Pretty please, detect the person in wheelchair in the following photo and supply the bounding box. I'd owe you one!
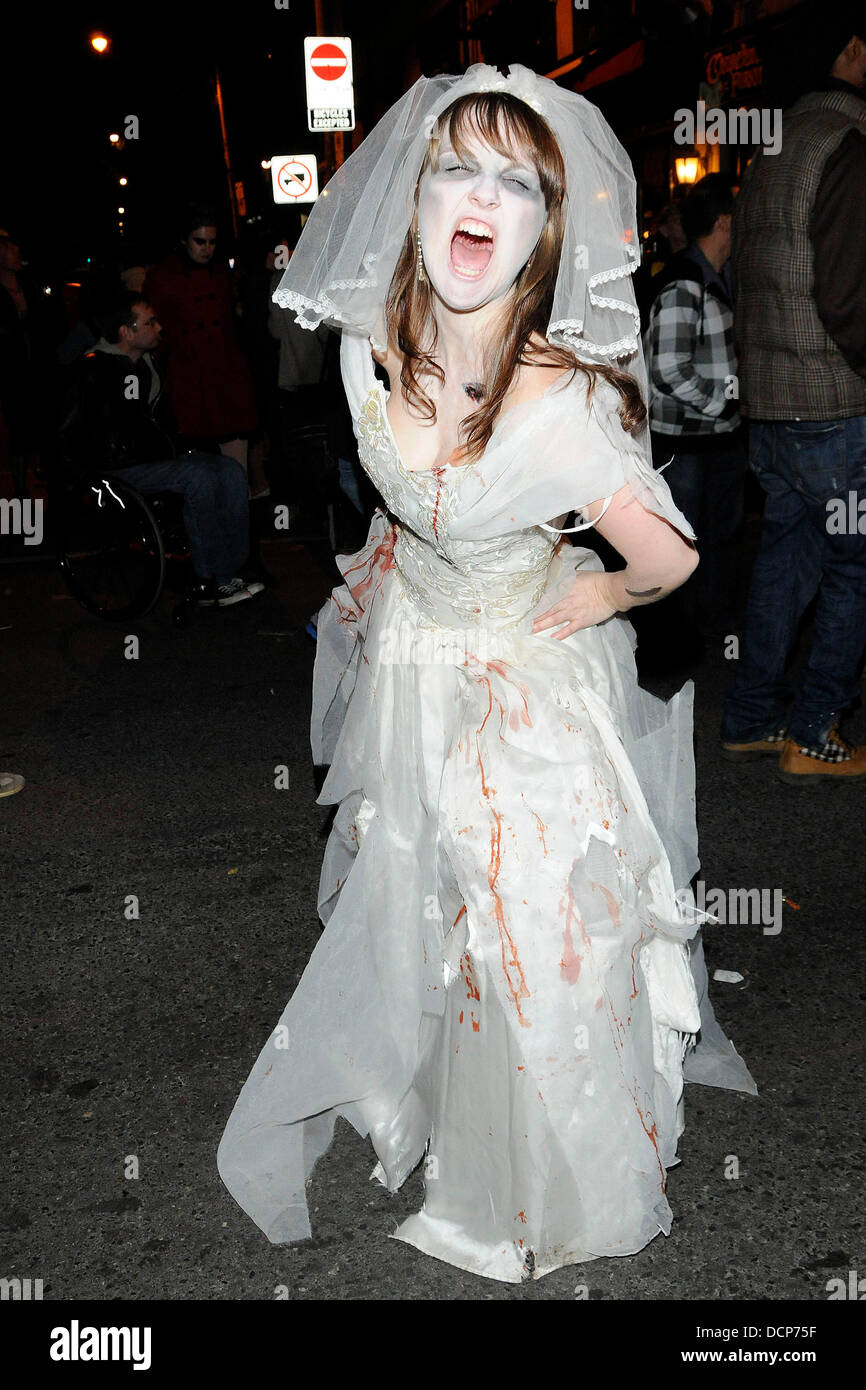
[59,289,263,607]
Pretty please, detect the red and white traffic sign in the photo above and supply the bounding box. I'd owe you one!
[271,155,319,205]
[309,42,347,81]
[304,35,355,133]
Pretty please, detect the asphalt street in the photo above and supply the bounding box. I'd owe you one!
[1,530,864,1305]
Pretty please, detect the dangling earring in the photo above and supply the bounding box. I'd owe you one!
[416,227,425,283]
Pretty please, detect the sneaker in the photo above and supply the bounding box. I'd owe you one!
[243,579,265,596]
[777,725,866,784]
[721,727,787,761]
[0,773,24,797]
[197,577,258,608]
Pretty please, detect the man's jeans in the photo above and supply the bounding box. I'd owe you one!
[113,452,249,586]
[722,416,866,747]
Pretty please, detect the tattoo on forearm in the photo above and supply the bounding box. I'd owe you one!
[625,585,662,598]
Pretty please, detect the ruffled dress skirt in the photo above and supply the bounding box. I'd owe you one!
[217,511,754,1282]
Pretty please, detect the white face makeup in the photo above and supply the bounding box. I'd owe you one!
[416,131,547,313]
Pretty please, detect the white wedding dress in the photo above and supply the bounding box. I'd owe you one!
[217,331,754,1282]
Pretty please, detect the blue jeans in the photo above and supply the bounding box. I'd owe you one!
[113,452,249,586]
[337,456,364,513]
[721,417,866,746]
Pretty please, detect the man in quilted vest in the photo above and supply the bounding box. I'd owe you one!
[721,10,866,783]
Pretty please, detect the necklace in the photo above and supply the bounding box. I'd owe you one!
[462,381,484,403]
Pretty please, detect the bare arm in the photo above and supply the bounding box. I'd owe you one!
[593,484,697,608]
[532,484,698,639]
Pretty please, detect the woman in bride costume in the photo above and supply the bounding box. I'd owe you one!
[218,64,755,1284]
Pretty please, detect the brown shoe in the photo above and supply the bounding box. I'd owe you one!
[777,727,866,784]
[721,729,787,761]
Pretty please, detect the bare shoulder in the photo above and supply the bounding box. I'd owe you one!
[525,330,566,367]
[504,332,576,409]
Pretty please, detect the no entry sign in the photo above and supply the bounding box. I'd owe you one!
[304,35,355,132]
[271,155,319,205]
[309,42,347,81]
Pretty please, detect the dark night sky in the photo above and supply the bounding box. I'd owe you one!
[2,0,394,274]
[1,0,832,281]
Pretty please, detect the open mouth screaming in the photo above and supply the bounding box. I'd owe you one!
[450,219,494,279]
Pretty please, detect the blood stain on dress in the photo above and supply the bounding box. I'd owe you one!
[629,935,644,1001]
[487,660,532,729]
[474,679,531,1024]
[633,1092,665,1183]
[531,811,549,857]
[343,527,396,605]
[487,810,532,1026]
[430,468,446,543]
[559,914,582,986]
[461,953,480,1002]
[595,881,621,928]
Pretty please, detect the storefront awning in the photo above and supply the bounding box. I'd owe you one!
[572,39,644,93]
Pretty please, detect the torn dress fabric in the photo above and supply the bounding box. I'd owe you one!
[217,331,755,1283]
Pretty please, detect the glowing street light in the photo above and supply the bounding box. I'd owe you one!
[118,206,125,214]
[119,177,128,186]
[109,133,120,144]
[90,34,110,54]
[675,156,701,184]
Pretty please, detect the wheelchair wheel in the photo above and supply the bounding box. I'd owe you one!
[57,476,166,621]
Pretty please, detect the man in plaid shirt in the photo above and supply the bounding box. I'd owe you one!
[644,175,746,642]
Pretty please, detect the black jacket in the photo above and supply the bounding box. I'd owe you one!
[60,341,177,474]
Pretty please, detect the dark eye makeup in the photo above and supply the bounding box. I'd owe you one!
[439,158,536,191]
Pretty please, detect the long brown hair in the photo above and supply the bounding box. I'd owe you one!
[384,91,645,461]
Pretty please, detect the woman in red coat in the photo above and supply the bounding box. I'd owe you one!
[144,206,258,481]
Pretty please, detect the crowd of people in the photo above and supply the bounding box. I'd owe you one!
[1,0,864,1302]
[637,20,866,782]
[1,15,864,792]
[214,17,866,1284]
[0,207,371,609]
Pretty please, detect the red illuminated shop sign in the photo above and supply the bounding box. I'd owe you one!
[705,42,763,97]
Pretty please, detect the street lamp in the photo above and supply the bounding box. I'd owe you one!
[675,156,701,184]
[90,33,110,54]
